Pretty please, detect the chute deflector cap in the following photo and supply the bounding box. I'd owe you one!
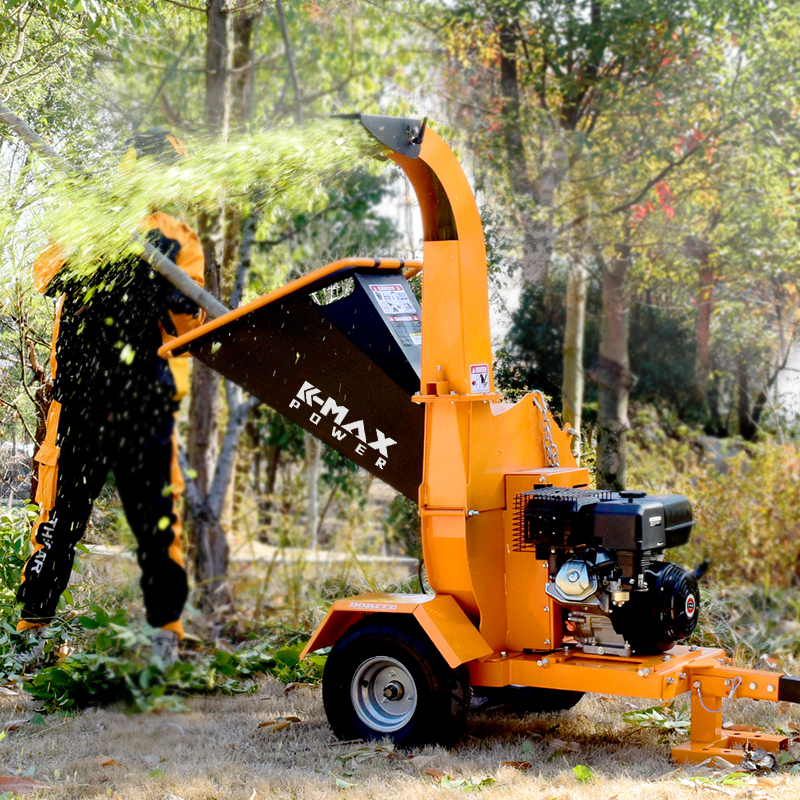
[360,114,423,159]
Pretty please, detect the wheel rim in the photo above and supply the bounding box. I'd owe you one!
[351,656,418,733]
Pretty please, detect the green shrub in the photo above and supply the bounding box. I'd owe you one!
[629,433,800,588]
[0,504,36,615]
[21,606,326,713]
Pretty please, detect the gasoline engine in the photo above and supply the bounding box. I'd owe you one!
[515,487,699,656]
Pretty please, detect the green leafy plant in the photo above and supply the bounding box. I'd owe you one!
[439,776,496,792]
[573,765,594,784]
[20,606,326,713]
[622,702,691,738]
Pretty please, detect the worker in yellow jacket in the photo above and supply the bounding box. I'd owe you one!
[17,129,204,664]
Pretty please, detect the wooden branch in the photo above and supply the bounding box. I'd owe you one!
[178,447,210,520]
[0,100,77,174]
[162,0,206,12]
[229,202,262,309]
[0,2,34,86]
[275,0,303,124]
[207,382,261,518]
[137,33,197,127]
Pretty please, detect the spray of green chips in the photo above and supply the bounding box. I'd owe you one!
[31,119,388,281]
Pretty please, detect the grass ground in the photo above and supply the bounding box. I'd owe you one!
[1,683,800,799]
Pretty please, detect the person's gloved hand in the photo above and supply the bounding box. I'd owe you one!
[164,286,200,318]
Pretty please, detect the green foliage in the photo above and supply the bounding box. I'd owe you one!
[383,495,422,559]
[630,434,800,588]
[29,121,386,283]
[495,275,701,422]
[0,504,36,613]
[572,765,594,784]
[438,775,496,791]
[694,583,800,668]
[622,703,691,736]
[20,606,326,713]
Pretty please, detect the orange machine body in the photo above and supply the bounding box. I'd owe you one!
[163,116,797,764]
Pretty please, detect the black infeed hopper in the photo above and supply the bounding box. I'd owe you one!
[168,262,425,499]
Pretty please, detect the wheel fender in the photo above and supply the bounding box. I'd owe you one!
[300,592,493,668]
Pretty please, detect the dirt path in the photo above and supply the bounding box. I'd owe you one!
[1,681,800,799]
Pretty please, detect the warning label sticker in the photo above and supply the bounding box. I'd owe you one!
[387,315,422,348]
[470,363,490,394]
[370,284,416,315]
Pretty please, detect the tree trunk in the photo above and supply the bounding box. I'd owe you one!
[695,262,714,400]
[562,259,587,460]
[736,356,757,441]
[231,10,256,130]
[684,235,714,404]
[187,0,232,610]
[594,244,633,490]
[305,431,321,547]
[205,0,231,140]
[497,20,564,284]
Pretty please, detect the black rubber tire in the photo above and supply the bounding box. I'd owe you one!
[322,616,469,746]
[473,685,584,713]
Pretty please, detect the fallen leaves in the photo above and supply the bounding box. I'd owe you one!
[2,718,30,733]
[257,714,301,732]
[417,766,494,791]
[548,738,581,755]
[424,767,448,781]
[499,761,532,771]
[92,755,125,767]
[0,775,51,794]
[339,744,397,764]
[284,681,315,695]
[622,703,691,733]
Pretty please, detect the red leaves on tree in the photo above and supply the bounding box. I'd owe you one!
[632,183,675,225]
[655,181,675,219]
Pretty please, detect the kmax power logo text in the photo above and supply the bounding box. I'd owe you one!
[289,381,397,469]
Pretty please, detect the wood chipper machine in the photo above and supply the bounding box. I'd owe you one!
[161,114,800,763]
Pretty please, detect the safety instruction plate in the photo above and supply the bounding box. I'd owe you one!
[470,363,490,394]
[388,315,422,347]
[370,284,416,315]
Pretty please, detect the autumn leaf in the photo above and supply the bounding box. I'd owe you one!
[0,775,51,793]
[548,738,581,753]
[257,715,301,732]
[339,744,394,763]
[500,761,532,771]
[2,719,30,733]
[283,682,315,694]
[92,755,125,767]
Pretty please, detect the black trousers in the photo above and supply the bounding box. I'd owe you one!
[18,395,189,629]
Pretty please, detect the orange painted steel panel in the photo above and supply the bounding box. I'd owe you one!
[298,592,492,669]
[468,646,724,698]
[420,508,477,619]
[299,593,437,659]
[504,470,588,651]
[672,732,788,766]
[413,594,494,668]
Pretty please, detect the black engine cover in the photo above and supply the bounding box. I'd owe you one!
[517,487,694,577]
[611,561,700,653]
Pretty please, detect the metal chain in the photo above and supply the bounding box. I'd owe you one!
[532,390,560,468]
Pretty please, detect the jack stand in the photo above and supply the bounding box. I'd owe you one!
[672,658,799,764]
